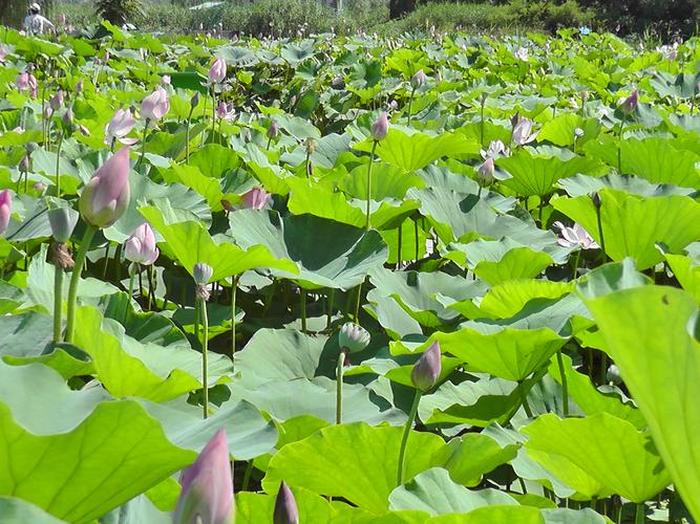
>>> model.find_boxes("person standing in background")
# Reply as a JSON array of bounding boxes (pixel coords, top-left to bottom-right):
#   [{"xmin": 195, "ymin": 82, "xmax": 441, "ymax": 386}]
[{"xmin": 23, "ymin": 3, "xmax": 54, "ymax": 35}]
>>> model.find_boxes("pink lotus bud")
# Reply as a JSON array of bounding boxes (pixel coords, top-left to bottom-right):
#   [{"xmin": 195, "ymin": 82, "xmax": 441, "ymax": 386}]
[
  {"xmin": 477, "ymin": 157, "xmax": 495, "ymax": 186},
  {"xmin": 215, "ymin": 101, "xmax": 235, "ymax": 121},
  {"xmin": 124, "ymin": 223, "xmax": 159, "ymax": 265},
  {"xmin": 410, "ymin": 69, "xmax": 426, "ymax": 90},
  {"xmin": 193, "ymin": 262, "xmax": 213, "ymax": 285},
  {"xmin": 16, "ymin": 72, "xmax": 30, "ymax": 91},
  {"xmin": 141, "ymin": 86, "xmax": 170, "ymax": 122},
  {"xmin": 105, "ymin": 108, "xmax": 137, "ymax": 146},
  {"xmin": 621, "ymin": 89, "xmax": 638, "ymax": 115},
  {"xmin": 274, "ymin": 481, "xmax": 299, "ymax": 524},
  {"xmin": 50, "ymin": 90, "xmax": 64, "ymax": 111},
  {"xmin": 78, "ymin": 147, "xmax": 131, "ymax": 229},
  {"xmin": 267, "ymin": 120, "xmax": 280, "ymax": 139},
  {"xmin": 0, "ymin": 190, "xmax": 12, "ymax": 236},
  {"xmin": 28, "ymin": 74, "xmax": 38, "ymax": 98},
  {"xmin": 161, "ymin": 74, "xmax": 171, "ymax": 86},
  {"xmin": 33, "ymin": 181, "xmax": 47, "ymax": 193},
  {"xmin": 411, "ymin": 341, "xmax": 441, "ymax": 392},
  {"xmin": 173, "ymin": 429, "xmax": 234, "ymax": 524},
  {"xmin": 241, "ymin": 187, "xmax": 271, "ymax": 210},
  {"xmin": 371, "ymin": 111, "xmax": 389, "ymax": 141},
  {"xmin": 43, "ymin": 103, "xmax": 53, "ymax": 120},
  {"xmin": 75, "ymin": 79, "xmax": 84, "ymax": 94},
  {"xmin": 208, "ymin": 57, "xmax": 227, "ymax": 85}
]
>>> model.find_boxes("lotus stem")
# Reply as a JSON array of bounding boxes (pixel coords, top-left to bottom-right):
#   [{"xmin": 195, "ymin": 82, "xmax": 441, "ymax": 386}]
[
  {"xmin": 397, "ymin": 389, "xmax": 422, "ymax": 485},
  {"xmin": 353, "ymin": 280, "xmax": 363, "ymax": 322},
  {"xmin": 336, "ymin": 349, "xmax": 346, "ymax": 424},
  {"xmin": 52, "ymin": 260, "xmax": 63, "ymax": 343},
  {"xmin": 480, "ymin": 95, "xmax": 485, "ymax": 146},
  {"xmin": 326, "ymin": 288, "xmax": 335, "ymax": 329},
  {"xmin": 365, "ymin": 140, "xmax": 378, "ymax": 230},
  {"xmin": 65, "ymin": 225, "xmax": 96, "ymax": 343},
  {"xmin": 55, "ymin": 131, "xmax": 63, "ymax": 196},
  {"xmin": 210, "ymin": 88, "xmax": 216, "ymax": 139},
  {"xmin": 414, "ymin": 219, "xmax": 419, "ymax": 261},
  {"xmin": 556, "ymin": 350, "xmax": 569, "ymax": 416},
  {"xmin": 519, "ymin": 381, "xmax": 534, "ymax": 418},
  {"xmin": 199, "ymin": 296, "xmax": 209, "ymax": 419},
  {"xmin": 147, "ymin": 264, "xmax": 155, "ymax": 310},
  {"xmin": 231, "ymin": 275, "xmax": 239, "ymax": 364},
  {"xmin": 635, "ymin": 503, "xmax": 645, "ymax": 524},
  {"xmin": 300, "ymin": 287, "xmax": 307, "ymax": 333},
  {"xmin": 407, "ymin": 87, "xmax": 415, "ymax": 125},
  {"xmin": 396, "ymin": 222, "xmax": 402, "ymax": 270},
  {"xmin": 137, "ymin": 119, "xmax": 150, "ymax": 169},
  {"xmin": 617, "ymin": 118, "xmax": 625, "ymax": 174}
]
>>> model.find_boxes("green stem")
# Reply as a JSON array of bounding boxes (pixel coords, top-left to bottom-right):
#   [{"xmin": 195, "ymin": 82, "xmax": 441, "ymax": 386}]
[
  {"xmin": 55, "ymin": 131, "xmax": 63, "ymax": 196},
  {"xmin": 200, "ymin": 296, "xmax": 209, "ymax": 419},
  {"xmin": 572, "ymin": 248, "xmax": 582, "ymax": 279},
  {"xmin": 407, "ymin": 88, "xmax": 415, "ymax": 124},
  {"xmin": 336, "ymin": 349, "xmax": 345, "ymax": 424},
  {"xmin": 241, "ymin": 461, "xmax": 254, "ymax": 491},
  {"xmin": 147, "ymin": 264, "xmax": 155, "ymax": 311},
  {"xmin": 211, "ymin": 88, "xmax": 216, "ymax": 139},
  {"xmin": 595, "ymin": 203, "xmax": 606, "ymax": 263},
  {"xmin": 635, "ymin": 503, "xmax": 645, "ymax": 524},
  {"xmin": 365, "ymin": 141, "xmax": 378, "ymax": 230},
  {"xmin": 396, "ymin": 222, "xmax": 402, "ymax": 269},
  {"xmin": 326, "ymin": 288, "xmax": 335, "ymax": 329},
  {"xmin": 231, "ymin": 276, "xmax": 239, "ymax": 364},
  {"xmin": 353, "ymin": 280, "xmax": 363, "ymax": 322},
  {"xmin": 300, "ymin": 288, "xmax": 307, "ymax": 333},
  {"xmin": 53, "ymin": 261, "xmax": 63, "ymax": 343},
  {"xmin": 266, "ymin": 136, "xmax": 272, "ymax": 150},
  {"xmin": 194, "ymin": 298, "xmax": 200, "ymax": 344},
  {"xmin": 185, "ymin": 117, "xmax": 192, "ymax": 164},
  {"xmin": 414, "ymin": 219, "xmax": 419, "ymax": 261},
  {"xmin": 556, "ymin": 350, "xmax": 569, "ymax": 416},
  {"xmin": 137, "ymin": 119, "xmax": 150, "ymax": 169},
  {"xmin": 617, "ymin": 119, "xmax": 624, "ymax": 174},
  {"xmin": 519, "ymin": 381, "xmax": 533, "ymax": 418},
  {"xmin": 64, "ymin": 225, "xmax": 96, "ymax": 343},
  {"xmin": 397, "ymin": 390, "xmax": 422, "ymax": 485},
  {"xmin": 480, "ymin": 96, "xmax": 485, "ymax": 146}
]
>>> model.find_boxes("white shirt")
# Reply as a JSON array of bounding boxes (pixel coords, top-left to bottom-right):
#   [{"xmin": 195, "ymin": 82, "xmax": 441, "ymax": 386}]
[{"xmin": 23, "ymin": 14, "xmax": 54, "ymax": 35}]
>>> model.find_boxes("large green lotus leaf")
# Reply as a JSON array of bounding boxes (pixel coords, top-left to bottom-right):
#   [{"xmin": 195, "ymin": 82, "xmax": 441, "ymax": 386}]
[
  {"xmin": 286, "ymin": 177, "xmax": 365, "ymax": 227},
  {"xmin": 262, "ymin": 423, "xmax": 446, "ymax": 513},
  {"xmin": 229, "ymin": 376, "xmax": 405, "ymax": 426},
  {"xmin": 475, "ymin": 280, "xmax": 573, "ymax": 319},
  {"xmin": 3, "ymin": 197, "xmax": 52, "ymax": 242},
  {"xmin": 140, "ymin": 205, "xmax": 298, "ymax": 282},
  {"xmin": 548, "ymin": 354, "xmax": 645, "ymax": 428},
  {"xmin": 497, "ymin": 151, "xmax": 599, "ymax": 197},
  {"xmin": 523, "ymin": 413, "xmax": 670, "ymax": 502},
  {"xmin": 413, "ymin": 327, "xmax": 565, "ymax": 381},
  {"xmin": 446, "ymin": 239, "xmax": 554, "ymax": 285},
  {"xmin": 0, "ymin": 362, "xmax": 194, "ymax": 523},
  {"xmin": 355, "ymin": 128, "xmax": 480, "ymax": 172},
  {"xmin": 189, "ymin": 143, "xmax": 241, "ymax": 178},
  {"xmin": 73, "ymin": 305, "xmax": 230, "ymax": 402},
  {"xmin": 228, "ymin": 210, "xmax": 387, "ymax": 290},
  {"xmin": 575, "ymin": 258, "xmax": 651, "ymax": 300},
  {"xmin": 368, "ymin": 268, "xmax": 487, "ymax": 328},
  {"xmin": 0, "ymin": 497, "xmax": 66, "ymax": 524},
  {"xmin": 160, "ymin": 163, "xmax": 227, "ymax": 212},
  {"xmin": 428, "ymin": 506, "xmax": 543, "ymax": 524},
  {"xmin": 557, "ymin": 173, "xmax": 694, "ymax": 198},
  {"xmin": 280, "ymin": 133, "xmax": 351, "ymax": 169},
  {"xmin": 234, "ymin": 328, "xmax": 327, "ymax": 386},
  {"xmin": 389, "ymin": 467, "xmax": 517, "ymax": 515},
  {"xmin": 365, "ymin": 295, "xmax": 423, "ymax": 340},
  {"xmin": 664, "ymin": 250, "xmax": 700, "ymax": 303},
  {"xmin": 340, "ymin": 160, "xmax": 425, "ymax": 200},
  {"xmin": 143, "ymin": 398, "xmax": 276, "ymax": 460},
  {"xmin": 584, "ymin": 137, "xmax": 700, "ymax": 188},
  {"xmin": 537, "ymin": 113, "xmax": 601, "ymax": 147},
  {"xmin": 431, "ymin": 434, "xmax": 518, "ymax": 487},
  {"xmin": 551, "ymin": 189, "xmax": 700, "ymax": 269},
  {"xmin": 586, "ymin": 286, "xmax": 700, "ymax": 519}
]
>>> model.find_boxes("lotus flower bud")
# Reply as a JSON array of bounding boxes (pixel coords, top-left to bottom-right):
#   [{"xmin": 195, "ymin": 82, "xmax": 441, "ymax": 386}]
[
  {"xmin": 105, "ymin": 108, "xmax": 137, "ymax": 146},
  {"xmin": 591, "ymin": 191, "xmax": 602, "ymax": 209},
  {"xmin": 574, "ymin": 127, "xmax": 584, "ymax": 139},
  {"xmin": 477, "ymin": 157, "xmax": 495, "ymax": 187},
  {"xmin": 19, "ymin": 155, "xmax": 30, "ymax": 173},
  {"xmin": 124, "ymin": 223, "xmax": 159, "ymax": 266},
  {"xmin": 620, "ymin": 89, "xmax": 638, "ymax": 115},
  {"xmin": 274, "ymin": 481, "xmax": 299, "ymax": 524},
  {"xmin": 28, "ymin": 74, "xmax": 38, "ymax": 98},
  {"xmin": 371, "ymin": 111, "xmax": 389, "ymax": 142},
  {"xmin": 193, "ymin": 262, "xmax": 213, "ymax": 285},
  {"xmin": 267, "ymin": 120, "xmax": 280, "ymax": 139},
  {"xmin": 161, "ymin": 74, "xmax": 171, "ymax": 86},
  {"xmin": 190, "ymin": 92, "xmax": 200, "ymax": 109},
  {"xmin": 411, "ymin": 69, "xmax": 426, "ymax": 90},
  {"xmin": 208, "ymin": 57, "xmax": 227, "ymax": 85},
  {"xmin": 0, "ymin": 190, "xmax": 12, "ymax": 236},
  {"xmin": 78, "ymin": 147, "xmax": 131, "ymax": 229},
  {"xmin": 75, "ymin": 79, "xmax": 84, "ymax": 94},
  {"xmin": 141, "ymin": 86, "xmax": 170, "ymax": 122},
  {"xmin": 50, "ymin": 90, "xmax": 64, "ymax": 111},
  {"xmin": 339, "ymin": 322, "xmax": 371, "ymax": 354},
  {"xmin": 33, "ymin": 181, "xmax": 47, "ymax": 193},
  {"xmin": 173, "ymin": 429, "xmax": 234, "ymax": 524},
  {"xmin": 16, "ymin": 72, "xmax": 30, "ymax": 91},
  {"xmin": 304, "ymin": 137, "xmax": 316, "ymax": 155},
  {"xmin": 62, "ymin": 106, "xmax": 74, "ymax": 129},
  {"xmin": 241, "ymin": 187, "xmax": 271, "ymax": 210},
  {"xmin": 48, "ymin": 206, "xmax": 79, "ymax": 243},
  {"xmin": 411, "ymin": 341, "xmax": 441, "ymax": 392}
]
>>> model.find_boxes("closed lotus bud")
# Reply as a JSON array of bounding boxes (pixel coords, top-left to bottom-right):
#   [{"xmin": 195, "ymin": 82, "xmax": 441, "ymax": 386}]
[
  {"xmin": 620, "ymin": 89, "xmax": 638, "ymax": 115},
  {"xmin": 75, "ymin": 79, "xmax": 83, "ymax": 94},
  {"xmin": 193, "ymin": 262, "xmax": 213, "ymax": 285},
  {"xmin": 191, "ymin": 92, "xmax": 200, "ymax": 109},
  {"xmin": 141, "ymin": 86, "xmax": 170, "ymax": 122},
  {"xmin": 16, "ymin": 72, "xmax": 30, "ymax": 91},
  {"xmin": 63, "ymin": 106, "xmax": 74, "ymax": 128},
  {"xmin": 574, "ymin": 127, "xmax": 584, "ymax": 138},
  {"xmin": 161, "ymin": 74, "xmax": 171, "ymax": 86},
  {"xmin": 477, "ymin": 157, "xmax": 495, "ymax": 187},
  {"xmin": 241, "ymin": 187, "xmax": 271, "ymax": 210},
  {"xmin": 173, "ymin": 429, "xmax": 234, "ymax": 524},
  {"xmin": 208, "ymin": 57, "xmax": 227, "ymax": 85},
  {"xmin": 267, "ymin": 120, "xmax": 280, "ymax": 139},
  {"xmin": 273, "ymin": 481, "xmax": 299, "ymax": 524},
  {"xmin": 411, "ymin": 341, "xmax": 441, "ymax": 392},
  {"xmin": 50, "ymin": 90, "xmax": 64, "ymax": 111},
  {"xmin": 33, "ymin": 181, "xmax": 47, "ymax": 193},
  {"xmin": 371, "ymin": 111, "xmax": 389, "ymax": 141},
  {"xmin": 48, "ymin": 206, "xmax": 79, "ymax": 243},
  {"xmin": 591, "ymin": 191, "xmax": 602, "ymax": 209},
  {"xmin": 78, "ymin": 147, "xmax": 131, "ymax": 229},
  {"xmin": 124, "ymin": 223, "xmax": 159, "ymax": 266},
  {"xmin": 305, "ymin": 137, "xmax": 316, "ymax": 155},
  {"xmin": 411, "ymin": 69, "xmax": 426, "ymax": 90},
  {"xmin": 338, "ymin": 322, "xmax": 370, "ymax": 353},
  {"xmin": 0, "ymin": 190, "xmax": 12, "ymax": 236},
  {"xmin": 19, "ymin": 155, "xmax": 30, "ymax": 172}
]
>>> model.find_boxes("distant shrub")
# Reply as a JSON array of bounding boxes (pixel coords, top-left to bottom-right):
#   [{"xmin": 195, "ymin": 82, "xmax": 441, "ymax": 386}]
[{"xmin": 95, "ymin": 0, "xmax": 145, "ymax": 24}]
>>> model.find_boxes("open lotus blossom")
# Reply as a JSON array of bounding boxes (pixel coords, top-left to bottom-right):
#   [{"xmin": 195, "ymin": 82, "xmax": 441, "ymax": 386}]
[
  {"xmin": 124, "ymin": 223, "xmax": 159, "ymax": 266},
  {"xmin": 481, "ymin": 139, "xmax": 509, "ymax": 160},
  {"xmin": 371, "ymin": 111, "xmax": 389, "ymax": 141},
  {"xmin": 79, "ymin": 147, "xmax": 131, "ymax": 229},
  {"xmin": 141, "ymin": 86, "xmax": 170, "ymax": 121},
  {"xmin": 0, "ymin": 190, "xmax": 12, "ymax": 236},
  {"xmin": 215, "ymin": 101, "xmax": 235, "ymax": 121},
  {"xmin": 512, "ymin": 116, "xmax": 537, "ymax": 146},
  {"xmin": 105, "ymin": 108, "xmax": 137, "ymax": 146},
  {"xmin": 620, "ymin": 89, "xmax": 638, "ymax": 115},
  {"xmin": 16, "ymin": 71, "xmax": 37, "ymax": 97},
  {"xmin": 241, "ymin": 187, "xmax": 272, "ymax": 210},
  {"xmin": 173, "ymin": 429, "xmax": 234, "ymax": 524},
  {"xmin": 208, "ymin": 57, "xmax": 227, "ymax": 85},
  {"xmin": 411, "ymin": 341, "xmax": 441, "ymax": 392},
  {"xmin": 657, "ymin": 42, "xmax": 678, "ymax": 61},
  {"xmin": 553, "ymin": 221, "xmax": 599, "ymax": 250}
]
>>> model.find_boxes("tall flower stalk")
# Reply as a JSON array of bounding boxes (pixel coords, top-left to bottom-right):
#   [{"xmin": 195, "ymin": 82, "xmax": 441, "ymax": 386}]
[
  {"xmin": 193, "ymin": 262, "xmax": 213, "ymax": 419},
  {"xmin": 48, "ymin": 204, "xmax": 78, "ymax": 343},
  {"xmin": 336, "ymin": 323, "xmax": 370, "ymax": 424},
  {"xmin": 366, "ymin": 112, "xmax": 388, "ymax": 230}
]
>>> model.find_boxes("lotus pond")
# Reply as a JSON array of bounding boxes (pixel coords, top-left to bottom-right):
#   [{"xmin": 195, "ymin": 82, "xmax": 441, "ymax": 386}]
[{"xmin": 0, "ymin": 23, "xmax": 699, "ymax": 524}]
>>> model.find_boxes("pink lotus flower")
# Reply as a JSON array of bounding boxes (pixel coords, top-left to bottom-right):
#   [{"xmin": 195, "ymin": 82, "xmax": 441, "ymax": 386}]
[
  {"xmin": 512, "ymin": 116, "xmax": 537, "ymax": 146},
  {"xmin": 78, "ymin": 147, "xmax": 131, "ymax": 229},
  {"xmin": 16, "ymin": 72, "xmax": 31, "ymax": 91},
  {"xmin": 173, "ymin": 429, "xmax": 234, "ymax": 524},
  {"xmin": 411, "ymin": 341, "xmax": 441, "ymax": 392},
  {"xmin": 105, "ymin": 108, "xmax": 137, "ymax": 146},
  {"xmin": 371, "ymin": 111, "xmax": 389, "ymax": 141},
  {"xmin": 553, "ymin": 221, "xmax": 599, "ymax": 250},
  {"xmin": 208, "ymin": 57, "xmax": 227, "ymax": 85},
  {"xmin": 124, "ymin": 223, "xmax": 159, "ymax": 265},
  {"xmin": 215, "ymin": 101, "xmax": 235, "ymax": 121},
  {"xmin": 620, "ymin": 89, "xmax": 638, "ymax": 115},
  {"xmin": 242, "ymin": 187, "xmax": 271, "ymax": 210},
  {"xmin": 141, "ymin": 86, "xmax": 169, "ymax": 122},
  {"xmin": 274, "ymin": 482, "xmax": 299, "ymax": 524},
  {"xmin": 481, "ymin": 140, "xmax": 509, "ymax": 160},
  {"xmin": 0, "ymin": 46, "xmax": 7, "ymax": 63},
  {"xmin": 0, "ymin": 190, "xmax": 12, "ymax": 236},
  {"xmin": 161, "ymin": 74, "xmax": 171, "ymax": 86},
  {"xmin": 50, "ymin": 90, "xmax": 64, "ymax": 111}
]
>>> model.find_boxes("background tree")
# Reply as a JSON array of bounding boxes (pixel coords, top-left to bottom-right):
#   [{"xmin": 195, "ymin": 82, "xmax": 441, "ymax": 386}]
[
  {"xmin": 0, "ymin": 0, "xmax": 27, "ymax": 28},
  {"xmin": 389, "ymin": 0, "xmax": 417, "ymax": 19},
  {"xmin": 95, "ymin": 0, "xmax": 145, "ymax": 24}
]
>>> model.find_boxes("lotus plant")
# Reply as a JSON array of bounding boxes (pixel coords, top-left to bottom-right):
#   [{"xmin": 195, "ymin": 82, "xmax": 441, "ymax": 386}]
[
  {"xmin": 407, "ymin": 69, "xmax": 426, "ymax": 124},
  {"xmin": 208, "ymin": 57, "xmax": 227, "ymax": 135},
  {"xmin": 274, "ymin": 482, "xmax": 299, "ymax": 524},
  {"xmin": 194, "ymin": 262, "xmax": 213, "ymax": 418},
  {"xmin": 48, "ymin": 204, "xmax": 79, "ymax": 343},
  {"xmin": 366, "ymin": 112, "xmax": 389, "ymax": 230},
  {"xmin": 511, "ymin": 116, "xmax": 537, "ymax": 146},
  {"xmin": 617, "ymin": 89, "xmax": 638, "ymax": 172},
  {"xmin": 0, "ymin": 190, "xmax": 12, "ymax": 236},
  {"xmin": 173, "ymin": 429, "xmax": 234, "ymax": 524},
  {"xmin": 66, "ymin": 147, "xmax": 131, "ymax": 343},
  {"xmin": 139, "ymin": 87, "xmax": 169, "ymax": 166},
  {"xmin": 124, "ymin": 223, "xmax": 159, "ymax": 309},
  {"xmin": 266, "ymin": 120, "xmax": 280, "ymax": 150},
  {"xmin": 397, "ymin": 341, "xmax": 441, "ymax": 484},
  {"xmin": 336, "ymin": 322, "xmax": 371, "ymax": 424},
  {"xmin": 241, "ymin": 187, "xmax": 271, "ymax": 210},
  {"xmin": 105, "ymin": 108, "xmax": 137, "ymax": 149}
]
